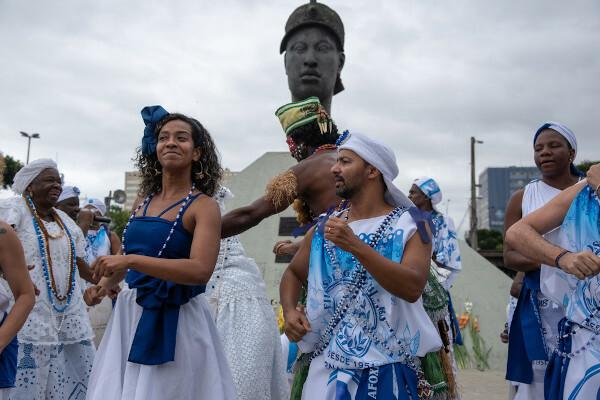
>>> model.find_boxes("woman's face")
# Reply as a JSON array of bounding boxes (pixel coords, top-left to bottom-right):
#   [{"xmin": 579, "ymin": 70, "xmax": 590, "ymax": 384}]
[
  {"xmin": 408, "ymin": 184, "xmax": 431, "ymax": 210},
  {"xmin": 28, "ymin": 168, "xmax": 62, "ymax": 208},
  {"xmin": 156, "ymin": 119, "xmax": 200, "ymax": 170},
  {"xmin": 534, "ymin": 129, "xmax": 574, "ymax": 177}
]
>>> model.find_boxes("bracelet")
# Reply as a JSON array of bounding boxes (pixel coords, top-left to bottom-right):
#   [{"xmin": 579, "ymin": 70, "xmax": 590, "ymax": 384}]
[{"xmin": 555, "ymin": 250, "xmax": 571, "ymax": 270}]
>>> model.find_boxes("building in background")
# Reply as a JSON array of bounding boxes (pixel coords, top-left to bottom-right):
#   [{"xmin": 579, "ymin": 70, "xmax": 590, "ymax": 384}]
[
  {"xmin": 124, "ymin": 171, "xmax": 142, "ymax": 210},
  {"xmin": 477, "ymin": 166, "xmax": 539, "ymax": 232}
]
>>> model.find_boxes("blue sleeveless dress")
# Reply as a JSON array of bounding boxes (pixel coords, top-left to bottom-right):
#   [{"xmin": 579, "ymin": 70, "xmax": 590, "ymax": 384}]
[{"xmin": 86, "ymin": 194, "xmax": 235, "ymax": 400}]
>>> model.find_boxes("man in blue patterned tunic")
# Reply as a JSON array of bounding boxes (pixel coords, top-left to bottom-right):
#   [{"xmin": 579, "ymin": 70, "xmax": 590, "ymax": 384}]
[{"xmin": 280, "ymin": 132, "xmax": 441, "ymax": 399}]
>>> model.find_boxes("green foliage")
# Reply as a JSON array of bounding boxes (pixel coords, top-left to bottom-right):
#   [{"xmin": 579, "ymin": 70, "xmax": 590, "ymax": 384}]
[
  {"xmin": 2, "ymin": 154, "xmax": 24, "ymax": 189},
  {"xmin": 477, "ymin": 229, "xmax": 503, "ymax": 251},
  {"xmin": 575, "ymin": 160, "xmax": 600, "ymax": 174},
  {"xmin": 107, "ymin": 205, "xmax": 129, "ymax": 239}
]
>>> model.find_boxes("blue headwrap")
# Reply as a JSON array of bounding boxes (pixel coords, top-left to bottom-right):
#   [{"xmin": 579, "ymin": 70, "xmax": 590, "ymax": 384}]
[
  {"xmin": 141, "ymin": 105, "xmax": 169, "ymax": 156},
  {"xmin": 533, "ymin": 121, "xmax": 582, "ymax": 177}
]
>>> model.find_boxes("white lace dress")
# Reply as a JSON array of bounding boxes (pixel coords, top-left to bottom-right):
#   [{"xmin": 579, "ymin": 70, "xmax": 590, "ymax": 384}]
[
  {"xmin": 204, "ymin": 188, "xmax": 289, "ymax": 400},
  {"xmin": 0, "ymin": 197, "xmax": 95, "ymax": 400}
]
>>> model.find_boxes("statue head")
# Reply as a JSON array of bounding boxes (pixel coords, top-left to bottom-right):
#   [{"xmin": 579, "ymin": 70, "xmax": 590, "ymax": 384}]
[{"xmin": 281, "ymin": 1, "xmax": 345, "ymax": 112}]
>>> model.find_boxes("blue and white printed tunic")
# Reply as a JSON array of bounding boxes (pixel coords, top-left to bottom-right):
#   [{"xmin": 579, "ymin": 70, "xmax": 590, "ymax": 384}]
[
  {"xmin": 431, "ymin": 211, "xmax": 461, "ymax": 289},
  {"xmin": 541, "ymin": 185, "xmax": 600, "ymax": 399},
  {"xmin": 299, "ymin": 210, "xmax": 441, "ymax": 370}
]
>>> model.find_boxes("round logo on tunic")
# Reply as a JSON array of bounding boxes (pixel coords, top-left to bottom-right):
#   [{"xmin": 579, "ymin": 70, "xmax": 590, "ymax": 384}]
[{"xmin": 324, "ymin": 277, "xmax": 378, "ymax": 358}]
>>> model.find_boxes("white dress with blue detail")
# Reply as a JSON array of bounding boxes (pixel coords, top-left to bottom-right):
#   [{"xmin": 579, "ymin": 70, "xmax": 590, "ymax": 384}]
[
  {"xmin": 0, "ymin": 197, "xmax": 95, "ymax": 400},
  {"xmin": 300, "ymin": 210, "xmax": 441, "ymax": 399},
  {"xmin": 541, "ymin": 185, "xmax": 600, "ymax": 399},
  {"xmin": 86, "ymin": 193, "xmax": 235, "ymax": 400},
  {"xmin": 204, "ymin": 188, "xmax": 289, "ymax": 400}
]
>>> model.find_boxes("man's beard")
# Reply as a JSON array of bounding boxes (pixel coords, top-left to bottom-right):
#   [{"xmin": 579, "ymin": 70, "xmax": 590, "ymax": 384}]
[{"xmin": 335, "ymin": 183, "xmax": 355, "ymax": 199}]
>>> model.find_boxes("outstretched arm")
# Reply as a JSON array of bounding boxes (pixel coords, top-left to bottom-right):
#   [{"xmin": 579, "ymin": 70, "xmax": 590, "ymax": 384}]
[
  {"xmin": 0, "ymin": 222, "xmax": 35, "ymax": 352},
  {"xmin": 221, "ymin": 196, "xmax": 281, "ymax": 238},
  {"xmin": 506, "ymin": 180, "xmax": 600, "ymax": 279},
  {"xmin": 221, "ymin": 169, "xmax": 298, "ymax": 238}
]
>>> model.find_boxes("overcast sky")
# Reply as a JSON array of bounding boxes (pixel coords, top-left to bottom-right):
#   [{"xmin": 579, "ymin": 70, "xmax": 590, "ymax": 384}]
[{"xmin": 1, "ymin": 0, "xmax": 598, "ymax": 230}]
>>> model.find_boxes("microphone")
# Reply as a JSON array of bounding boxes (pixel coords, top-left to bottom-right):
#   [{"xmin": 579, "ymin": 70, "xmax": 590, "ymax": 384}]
[{"xmin": 94, "ymin": 216, "xmax": 111, "ymax": 224}]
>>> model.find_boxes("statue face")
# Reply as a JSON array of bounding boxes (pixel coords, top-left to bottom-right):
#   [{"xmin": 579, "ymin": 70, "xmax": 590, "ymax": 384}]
[{"xmin": 284, "ymin": 26, "xmax": 344, "ymax": 104}]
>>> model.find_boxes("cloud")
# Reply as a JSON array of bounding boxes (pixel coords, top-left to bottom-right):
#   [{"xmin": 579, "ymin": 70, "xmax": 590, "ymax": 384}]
[{"xmin": 1, "ymin": 0, "xmax": 598, "ymax": 231}]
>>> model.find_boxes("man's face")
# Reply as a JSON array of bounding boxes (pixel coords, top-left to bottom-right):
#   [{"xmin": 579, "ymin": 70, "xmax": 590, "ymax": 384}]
[
  {"xmin": 284, "ymin": 26, "xmax": 344, "ymax": 103},
  {"xmin": 331, "ymin": 149, "xmax": 367, "ymax": 199}
]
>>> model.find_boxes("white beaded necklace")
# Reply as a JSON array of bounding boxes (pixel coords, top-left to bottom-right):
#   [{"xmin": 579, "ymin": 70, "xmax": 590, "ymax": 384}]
[{"xmin": 121, "ymin": 184, "xmax": 196, "ymax": 257}]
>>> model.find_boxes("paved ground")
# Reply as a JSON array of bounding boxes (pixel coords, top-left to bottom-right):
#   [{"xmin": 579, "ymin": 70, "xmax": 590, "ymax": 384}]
[{"xmin": 459, "ymin": 369, "xmax": 509, "ymax": 400}]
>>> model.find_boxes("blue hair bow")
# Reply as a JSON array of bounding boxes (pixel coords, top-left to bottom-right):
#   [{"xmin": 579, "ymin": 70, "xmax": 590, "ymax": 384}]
[{"xmin": 141, "ymin": 105, "xmax": 169, "ymax": 156}]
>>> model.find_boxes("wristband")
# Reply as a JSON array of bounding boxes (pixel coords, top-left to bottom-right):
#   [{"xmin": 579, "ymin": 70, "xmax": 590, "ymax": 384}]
[{"xmin": 555, "ymin": 250, "xmax": 571, "ymax": 270}]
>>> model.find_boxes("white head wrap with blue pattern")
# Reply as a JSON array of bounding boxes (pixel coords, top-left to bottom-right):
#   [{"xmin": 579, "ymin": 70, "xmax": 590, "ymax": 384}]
[
  {"xmin": 85, "ymin": 198, "xmax": 107, "ymax": 216},
  {"xmin": 414, "ymin": 176, "xmax": 442, "ymax": 206}
]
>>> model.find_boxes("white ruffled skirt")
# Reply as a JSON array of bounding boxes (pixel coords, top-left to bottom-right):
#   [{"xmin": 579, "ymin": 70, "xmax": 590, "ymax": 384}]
[{"xmin": 86, "ymin": 287, "xmax": 235, "ymax": 400}]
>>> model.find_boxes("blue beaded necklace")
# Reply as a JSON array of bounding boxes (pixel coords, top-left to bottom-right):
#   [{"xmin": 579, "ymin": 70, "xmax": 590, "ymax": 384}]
[
  {"xmin": 310, "ymin": 207, "xmax": 421, "ymax": 371},
  {"xmin": 121, "ymin": 184, "xmax": 196, "ymax": 257},
  {"xmin": 25, "ymin": 195, "xmax": 77, "ymax": 313}
]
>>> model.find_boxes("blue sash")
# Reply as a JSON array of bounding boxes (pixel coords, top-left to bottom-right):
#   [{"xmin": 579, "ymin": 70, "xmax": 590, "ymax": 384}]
[
  {"xmin": 447, "ymin": 293, "xmax": 463, "ymax": 346},
  {"xmin": 506, "ymin": 270, "xmax": 548, "ymax": 383},
  {"xmin": 544, "ymin": 318, "xmax": 572, "ymax": 400},
  {"xmin": 126, "ymin": 270, "xmax": 205, "ymax": 365},
  {"xmin": 0, "ymin": 313, "xmax": 18, "ymax": 388},
  {"xmin": 333, "ymin": 363, "xmax": 418, "ymax": 400}
]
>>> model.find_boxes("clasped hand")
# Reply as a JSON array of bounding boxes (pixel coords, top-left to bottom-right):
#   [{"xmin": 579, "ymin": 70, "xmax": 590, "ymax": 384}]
[
  {"xmin": 83, "ymin": 284, "xmax": 120, "ymax": 306},
  {"xmin": 560, "ymin": 251, "xmax": 600, "ymax": 280},
  {"xmin": 92, "ymin": 255, "xmax": 130, "ymax": 281},
  {"xmin": 324, "ymin": 216, "xmax": 360, "ymax": 253}
]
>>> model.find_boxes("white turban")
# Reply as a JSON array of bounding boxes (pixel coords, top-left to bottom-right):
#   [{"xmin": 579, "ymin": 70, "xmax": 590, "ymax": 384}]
[
  {"xmin": 57, "ymin": 185, "xmax": 81, "ymax": 203},
  {"xmin": 414, "ymin": 176, "xmax": 442, "ymax": 205},
  {"xmin": 337, "ymin": 132, "xmax": 413, "ymax": 208},
  {"xmin": 12, "ymin": 158, "xmax": 57, "ymax": 195},
  {"xmin": 534, "ymin": 121, "xmax": 577, "ymax": 157},
  {"xmin": 84, "ymin": 198, "xmax": 107, "ymax": 216}
]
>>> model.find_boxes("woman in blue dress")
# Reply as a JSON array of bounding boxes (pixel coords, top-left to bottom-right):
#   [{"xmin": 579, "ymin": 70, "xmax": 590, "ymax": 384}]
[{"xmin": 85, "ymin": 106, "xmax": 235, "ymax": 400}]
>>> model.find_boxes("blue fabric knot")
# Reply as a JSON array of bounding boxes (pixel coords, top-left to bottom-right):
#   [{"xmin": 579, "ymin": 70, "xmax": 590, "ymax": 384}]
[
  {"xmin": 141, "ymin": 105, "xmax": 169, "ymax": 156},
  {"xmin": 126, "ymin": 270, "xmax": 205, "ymax": 365},
  {"xmin": 506, "ymin": 270, "xmax": 548, "ymax": 383}
]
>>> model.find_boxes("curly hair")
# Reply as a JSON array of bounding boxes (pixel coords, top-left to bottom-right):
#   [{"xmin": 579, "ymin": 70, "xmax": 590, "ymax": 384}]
[
  {"xmin": 134, "ymin": 113, "xmax": 223, "ymax": 197},
  {"xmin": 288, "ymin": 119, "xmax": 339, "ymax": 149}
]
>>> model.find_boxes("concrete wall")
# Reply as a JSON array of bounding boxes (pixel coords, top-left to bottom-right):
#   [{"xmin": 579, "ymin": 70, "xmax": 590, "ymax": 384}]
[{"xmin": 451, "ymin": 240, "xmax": 512, "ymax": 370}]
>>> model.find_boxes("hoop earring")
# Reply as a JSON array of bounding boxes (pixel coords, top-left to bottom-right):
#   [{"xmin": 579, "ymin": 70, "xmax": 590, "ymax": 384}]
[{"xmin": 195, "ymin": 163, "xmax": 204, "ymax": 180}]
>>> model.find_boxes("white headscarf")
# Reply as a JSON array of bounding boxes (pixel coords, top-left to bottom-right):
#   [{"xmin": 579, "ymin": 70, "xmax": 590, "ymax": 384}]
[
  {"xmin": 57, "ymin": 185, "xmax": 80, "ymax": 203},
  {"xmin": 337, "ymin": 132, "xmax": 413, "ymax": 208},
  {"xmin": 12, "ymin": 158, "xmax": 57, "ymax": 195},
  {"xmin": 84, "ymin": 198, "xmax": 107, "ymax": 216},
  {"xmin": 414, "ymin": 176, "xmax": 442, "ymax": 206}
]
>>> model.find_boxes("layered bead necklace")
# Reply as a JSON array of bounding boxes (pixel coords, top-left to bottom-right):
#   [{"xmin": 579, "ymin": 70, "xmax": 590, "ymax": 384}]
[
  {"xmin": 24, "ymin": 195, "xmax": 77, "ymax": 313},
  {"xmin": 121, "ymin": 184, "xmax": 196, "ymax": 257},
  {"xmin": 310, "ymin": 207, "xmax": 421, "ymax": 371}
]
